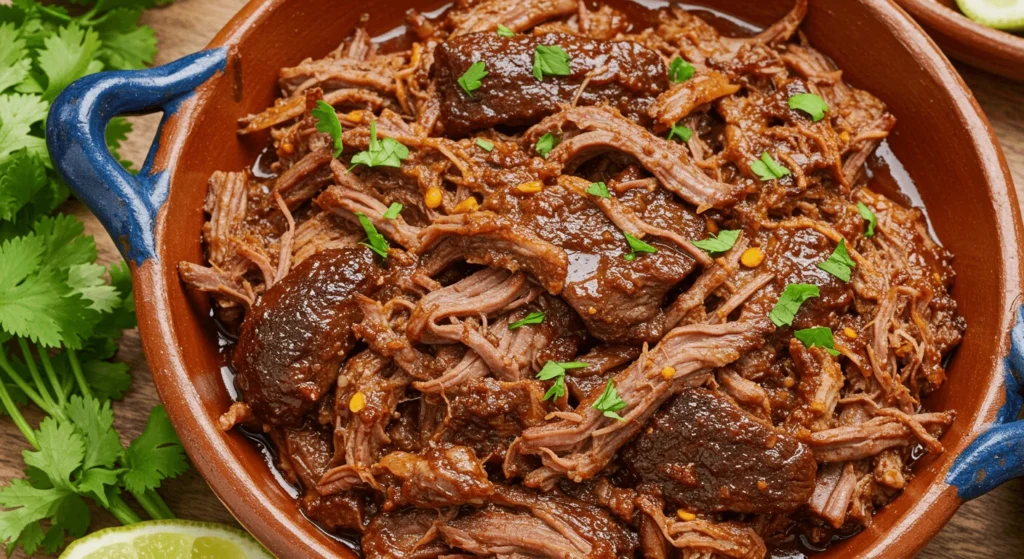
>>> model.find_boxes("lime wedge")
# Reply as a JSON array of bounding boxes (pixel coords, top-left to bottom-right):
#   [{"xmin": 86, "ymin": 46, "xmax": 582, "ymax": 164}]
[
  {"xmin": 59, "ymin": 520, "xmax": 275, "ymax": 559},
  {"xmin": 956, "ymin": 0, "xmax": 1024, "ymax": 31}
]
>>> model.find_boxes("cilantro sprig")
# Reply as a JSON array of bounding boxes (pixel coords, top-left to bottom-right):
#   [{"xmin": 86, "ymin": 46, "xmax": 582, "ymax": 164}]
[
  {"xmin": 623, "ymin": 232, "xmax": 657, "ymax": 261},
  {"xmin": 351, "ymin": 121, "xmax": 410, "ymax": 169},
  {"xmin": 509, "ymin": 311, "xmax": 545, "ymax": 331},
  {"xmin": 769, "ymin": 283, "xmax": 820, "ymax": 327},
  {"xmin": 817, "ymin": 239, "xmax": 856, "ymax": 282},
  {"xmin": 592, "ymin": 379, "xmax": 628, "ymax": 421},
  {"xmin": 537, "ymin": 361, "xmax": 587, "ymax": 400},
  {"xmin": 0, "ymin": 2, "xmax": 192, "ymax": 555},
  {"xmin": 669, "ymin": 57, "xmax": 695, "ymax": 83},
  {"xmin": 693, "ymin": 230, "xmax": 740, "ymax": 255},
  {"xmin": 311, "ymin": 100, "xmax": 343, "ymax": 157},
  {"xmin": 457, "ymin": 61, "xmax": 488, "ymax": 97},
  {"xmin": 794, "ymin": 327, "xmax": 841, "ymax": 356},
  {"xmin": 533, "ymin": 44, "xmax": 571, "ymax": 81},
  {"xmin": 751, "ymin": 152, "xmax": 791, "ymax": 181}
]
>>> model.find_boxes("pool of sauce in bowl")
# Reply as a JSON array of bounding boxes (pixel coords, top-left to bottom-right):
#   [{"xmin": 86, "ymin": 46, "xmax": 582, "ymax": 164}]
[{"xmin": 228, "ymin": 3, "xmax": 946, "ymax": 557}]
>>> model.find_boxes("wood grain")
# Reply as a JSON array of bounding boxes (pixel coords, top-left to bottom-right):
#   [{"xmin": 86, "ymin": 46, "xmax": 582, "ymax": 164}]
[{"xmin": 1, "ymin": 1, "xmax": 1022, "ymax": 557}]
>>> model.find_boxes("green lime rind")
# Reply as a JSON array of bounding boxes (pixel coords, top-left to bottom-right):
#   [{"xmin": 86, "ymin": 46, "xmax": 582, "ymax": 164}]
[
  {"xmin": 956, "ymin": 0, "xmax": 1024, "ymax": 31},
  {"xmin": 59, "ymin": 519, "xmax": 275, "ymax": 559}
]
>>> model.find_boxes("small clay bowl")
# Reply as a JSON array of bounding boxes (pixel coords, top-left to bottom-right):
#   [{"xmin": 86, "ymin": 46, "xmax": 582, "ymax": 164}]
[
  {"xmin": 894, "ymin": 0, "xmax": 1024, "ymax": 81},
  {"xmin": 44, "ymin": 0, "xmax": 1024, "ymax": 557}
]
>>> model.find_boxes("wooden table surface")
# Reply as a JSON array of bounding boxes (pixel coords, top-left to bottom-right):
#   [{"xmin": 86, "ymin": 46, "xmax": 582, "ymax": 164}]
[{"xmin": 3, "ymin": 0, "xmax": 1023, "ymax": 557}]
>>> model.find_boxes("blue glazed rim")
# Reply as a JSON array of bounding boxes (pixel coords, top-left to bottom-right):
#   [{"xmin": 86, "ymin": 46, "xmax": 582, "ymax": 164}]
[{"xmin": 41, "ymin": 0, "xmax": 1024, "ymax": 557}]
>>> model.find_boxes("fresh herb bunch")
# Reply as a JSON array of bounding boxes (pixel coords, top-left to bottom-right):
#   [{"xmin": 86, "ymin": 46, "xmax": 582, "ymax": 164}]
[{"xmin": 0, "ymin": 0, "xmax": 189, "ymax": 556}]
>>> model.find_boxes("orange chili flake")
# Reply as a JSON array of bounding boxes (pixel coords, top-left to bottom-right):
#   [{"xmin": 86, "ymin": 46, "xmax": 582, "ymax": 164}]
[
  {"xmin": 757, "ymin": 479, "xmax": 768, "ymax": 491},
  {"xmin": 783, "ymin": 376, "xmax": 795, "ymax": 388},
  {"xmin": 661, "ymin": 366, "xmax": 676, "ymax": 380},
  {"xmin": 348, "ymin": 109, "xmax": 364, "ymax": 122},
  {"xmin": 843, "ymin": 327, "xmax": 858, "ymax": 340},
  {"xmin": 453, "ymin": 197, "xmax": 479, "ymax": 214},
  {"xmin": 740, "ymin": 247, "xmax": 765, "ymax": 268},
  {"xmin": 516, "ymin": 181, "xmax": 544, "ymax": 194},
  {"xmin": 349, "ymin": 392, "xmax": 366, "ymax": 414},
  {"xmin": 676, "ymin": 510, "xmax": 696, "ymax": 521},
  {"xmin": 279, "ymin": 142, "xmax": 295, "ymax": 156},
  {"xmin": 840, "ymin": 130, "xmax": 851, "ymax": 143},
  {"xmin": 424, "ymin": 187, "xmax": 443, "ymax": 209}
]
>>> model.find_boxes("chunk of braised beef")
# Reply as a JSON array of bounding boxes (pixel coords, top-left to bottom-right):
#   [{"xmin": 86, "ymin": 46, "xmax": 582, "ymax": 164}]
[
  {"xmin": 435, "ymin": 32, "xmax": 668, "ymax": 135},
  {"xmin": 622, "ymin": 387, "xmax": 817, "ymax": 514},
  {"xmin": 375, "ymin": 445, "xmax": 494, "ymax": 510},
  {"xmin": 233, "ymin": 248, "xmax": 387, "ymax": 426}
]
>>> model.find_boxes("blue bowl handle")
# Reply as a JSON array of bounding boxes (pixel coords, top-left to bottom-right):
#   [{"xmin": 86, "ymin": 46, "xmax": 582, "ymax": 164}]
[
  {"xmin": 46, "ymin": 48, "xmax": 228, "ymax": 265},
  {"xmin": 946, "ymin": 307, "xmax": 1024, "ymax": 500}
]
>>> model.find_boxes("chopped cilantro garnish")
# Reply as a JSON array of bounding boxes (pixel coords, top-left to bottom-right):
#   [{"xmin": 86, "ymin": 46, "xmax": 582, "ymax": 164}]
[
  {"xmin": 692, "ymin": 230, "xmax": 740, "ymax": 255},
  {"xmin": 509, "ymin": 311, "xmax": 545, "ymax": 330},
  {"xmin": 475, "ymin": 138, "xmax": 494, "ymax": 152},
  {"xmin": 457, "ymin": 60, "xmax": 488, "ymax": 97},
  {"xmin": 623, "ymin": 232, "xmax": 657, "ymax": 261},
  {"xmin": 586, "ymin": 181, "xmax": 611, "ymax": 199},
  {"xmin": 535, "ymin": 132, "xmax": 560, "ymax": 158},
  {"xmin": 669, "ymin": 56, "xmax": 695, "ymax": 83},
  {"xmin": 769, "ymin": 283, "xmax": 820, "ymax": 327},
  {"xmin": 311, "ymin": 100, "xmax": 343, "ymax": 158},
  {"xmin": 350, "ymin": 121, "xmax": 410, "ymax": 169},
  {"xmin": 356, "ymin": 212, "xmax": 390, "ymax": 259},
  {"xmin": 592, "ymin": 379, "xmax": 628, "ymax": 421},
  {"xmin": 382, "ymin": 203, "xmax": 403, "ymax": 220},
  {"xmin": 537, "ymin": 361, "xmax": 588, "ymax": 400},
  {"xmin": 533, "ymin": 44, "xmax": 571, "ymax": 81},
  {"xmin": 857, "ymin": 202, "xmax": 877, "ymax": 238},
  {"xmin": 750, "ymin": 152, "xmax": 791, "ymax": 181},
  {"xmin": 794, "ymin": 327, "xmax": 841, "ymax": 356},
  {"xmin": 497, "ymin": 24, "xmax": 515, "ymax": 37},
  {"xmin": 667, "ymin": 123, "xmax": 692, "ymax": 143},
  {"xmin": 817, "ymin": 239, "xmax": 856, "ymax": 282},
  {"xmin": 788, "ymin": 93, "xmax": 829, "ymax": 122}
]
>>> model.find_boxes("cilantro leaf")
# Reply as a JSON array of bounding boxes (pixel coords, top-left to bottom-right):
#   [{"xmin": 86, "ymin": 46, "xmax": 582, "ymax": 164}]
[
  {"xmin": 496, "ymin": 24, "xmax": 515, "ymax": 37},
  {"xmin": 535, "ymin": 132, "xmax": 559, "ymax": 158},
  {"xmin": 38, "ymin": 23, "xmax": 101, "ymax": 101},
  {"xmin": 586, "ymin": 181, "xmax": 610, "ymax": 199},
  {"xmin": 769, "ymin": 283, "xmax": 820, "ymax": 327},
  {"xmin": 667, "ymin": 123, "xmax": 691, "ymax": 143},
  {"xmin": 592, "ymin": 379, "xmax": 627, "ymax": 421},
  {"xmin": 533, "ymin": 44, "xmax": 571, "ymax": 81},
  {"xmin": 817, "ymin": 239, "xmax": 856, "ymax": 282},
  {"xmin": 356, "ymin": 212, "xmax": 389, "ymax": 259},
  {"xmin": 0, "ymin": 150, "xmax": 47, "ymax": 222},
  {"xmin": 669, "ymin": 56, "xmax": 694, "ymax": 83},
  {"xmin": 382, "ymin": 202, "xmax": 403, "ymax": 220},
  {"xmin": 0, "ymin": 479, "xmax": 71, "ymax": 548},
  {"xmin": 350, "ymin": 121, "xmax": 409, "ymax": 169},
  {"xmin": 857, "ymin": 202, "xmax": 877, "ymax": 237},
  {"xmin": 68, "ymin": 263, "xmax": 121, "ymax": 313},
  {"xmin": 475, "ymin": 138, "xmax": 494, "ymax": 152},
  {"xmin": 311, "ymin": 100, "xmax": 343, "ymax": 158},
  {"xmin": 65, "ymin": 395, "xmax": 122, "ymax": 471},
  {"xmin": 794, "ymin": 326, "xmax": 841, "ymax": 356},
  {"xmin": 537, "ymin": 361, "xmax": 587, "ymax": 400},
  {"xmin": 509, "ymin": 311, "xmax": 545, "ymax": 330},
  {"xmin": 457, "ymin": 60, "xmax": 487, "ymax": 97},
  {"xmin": 788, "ymin": 93, "xmax": 828, "ymax": 122},
  {"xmin": 34, "ymin": 214, "xmax": 98, "ymax": 270},
  {"xmin": 0, "ymin": 93, "xmax": 49, "ymax": 161},
  {"xmin": 93, "ymin": 9, "xmax": 157, "ymax": 71},
  {"xmin": 692, "ymin": 229, "xmax": 740, "ymax": 255},
  {"xmin": 623, "ymin": 232, "xmax": 657, "ymax": 261},
  {"xmin": 122, "ymin": 406, "xmax": 188, "ymax": 494},
  {"xmin": 82, "ymin": 359, "xmax": 133, "ymax": 401},
  {"xmin": 0, "ymin": 23, "xmax": 31, "ymax": 94},
  {"xmin": 750, "ymin": 152, "xmax": 790, "ymax": 181},
  {"xmin": 22, "ymin": 418, "xmax": 85, "ymax": 491}
]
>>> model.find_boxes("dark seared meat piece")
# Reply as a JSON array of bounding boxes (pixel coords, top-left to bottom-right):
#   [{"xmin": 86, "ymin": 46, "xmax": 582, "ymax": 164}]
[
  {"xmin": 233, "ymin": 248, "xmax": 386, "ymax": 425},
  {"xmin": 622, "ymin": 387, "xmax": 816, "ymax": 514},
  {"xmin": 435, "ymin": 32, "xmax": 668, "ymax": 135},
  {"xmin": 375, "ymin": 445, "xmax": 494, "ymax": 510}
]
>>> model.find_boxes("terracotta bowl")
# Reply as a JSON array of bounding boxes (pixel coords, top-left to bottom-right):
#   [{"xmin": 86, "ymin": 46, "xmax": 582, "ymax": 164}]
[
  {"xmin": 45, "ymin": 0, "xmax": 1024, "ymax": 557},
  {"xmin": 894, "ymin": 0, "xmax": 1024, "ymax": 81}
]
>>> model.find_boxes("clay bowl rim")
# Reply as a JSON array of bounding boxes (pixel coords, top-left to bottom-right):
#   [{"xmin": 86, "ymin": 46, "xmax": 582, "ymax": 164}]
[
  {"xmin": 129, "ymin": 0, "xmax": 1023, "ymax": 558},
  {"xmin": 893, "ymin": 0, "xmax": 1024, "ymax": 80}
]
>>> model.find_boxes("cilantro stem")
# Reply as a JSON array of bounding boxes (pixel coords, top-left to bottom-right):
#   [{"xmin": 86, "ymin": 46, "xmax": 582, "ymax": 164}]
[
  {"xmin": 133, "ymin": 488, "xmax": 175, "ymax": 520},
  {"xmin": 66, "ymin": 347, "xmax": 93, "ymax": 400},
  {"xmin": 36, "ymin": 344, "xmax": 67, "ymax": 409},
  {"xmin": 35, "ymin": 3, "xmax": 72, "ymax": 23},
  {"xmin": 16, "ymin": 338, "xmax": 57, "ymax": 412},
  {"xmin": 0, "ymin": 349, "xmax": 38, "ymax": 449},
  {"xmin": 0, "ymin": 344, "xmax": 55, "ymax": 417},
  {"xmin": 107, "ymin": 492, "xmax": 143, "ymax": 525}
]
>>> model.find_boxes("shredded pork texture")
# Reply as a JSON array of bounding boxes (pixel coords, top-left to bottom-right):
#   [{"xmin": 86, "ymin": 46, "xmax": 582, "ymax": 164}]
[{"xmin": 179, "ymin": 0, "xmax": 964, "ymax": 556}]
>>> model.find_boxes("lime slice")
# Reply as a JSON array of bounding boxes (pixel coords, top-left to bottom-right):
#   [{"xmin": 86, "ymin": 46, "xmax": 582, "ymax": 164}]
[
  {"xmin": 59, "ymin": 520, "xmax": 275, "ymax": 559},
  {"xmin": 956, "ymin": 0, "xmax": 1024, "ymax": 31}
]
